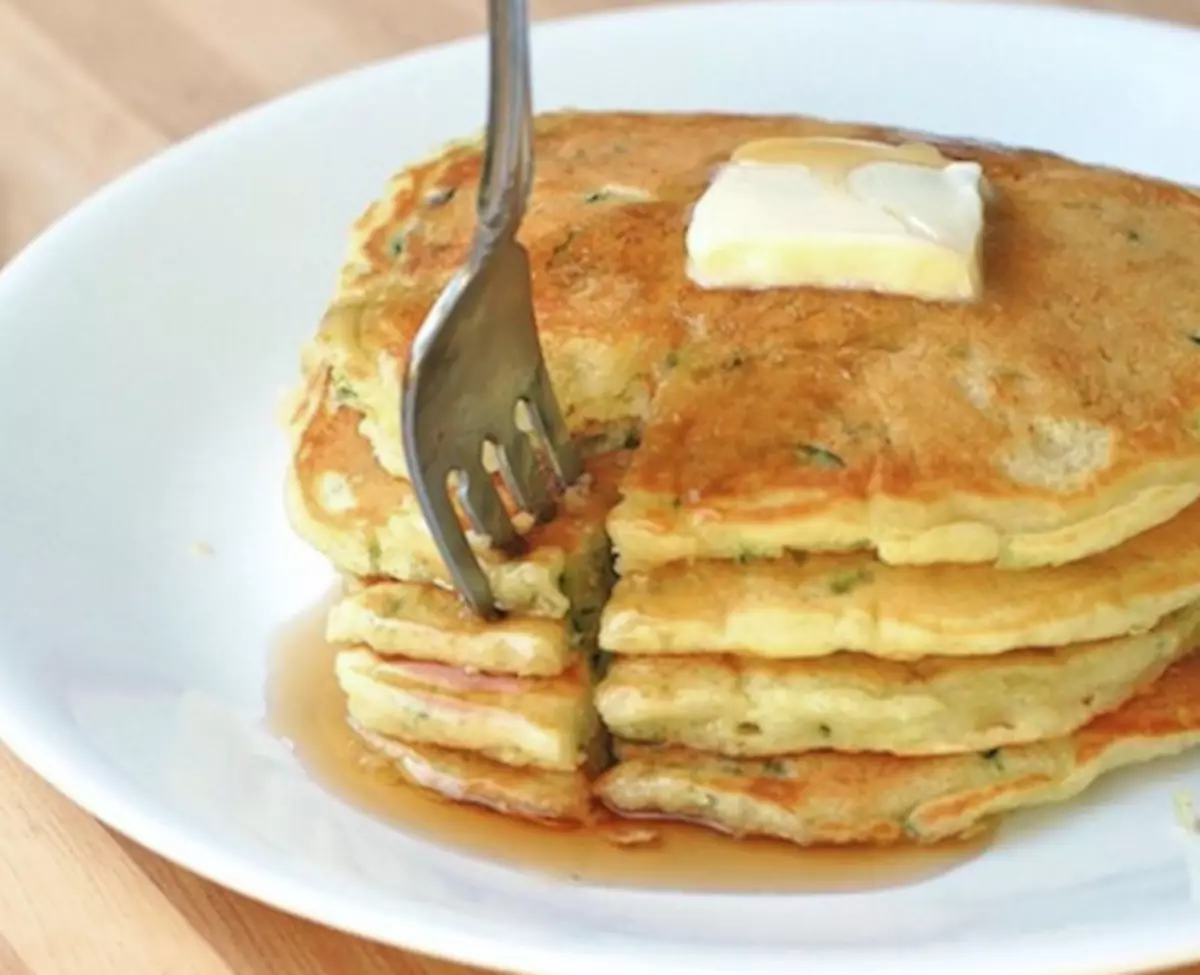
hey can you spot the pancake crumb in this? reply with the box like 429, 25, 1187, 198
187, 540, 215, 558
1174, 790, 1198, 833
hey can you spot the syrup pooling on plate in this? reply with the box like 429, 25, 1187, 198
267, 594, 989, 893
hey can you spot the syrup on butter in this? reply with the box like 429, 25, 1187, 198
732, 136, 947, 170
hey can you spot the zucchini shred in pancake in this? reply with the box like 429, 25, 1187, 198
282, 110, 1200, 846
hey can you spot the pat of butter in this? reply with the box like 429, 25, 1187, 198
686, 137, 986, 301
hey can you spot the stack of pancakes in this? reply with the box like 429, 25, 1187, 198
284, 110, 1200, 845
595, 519, 1200, 843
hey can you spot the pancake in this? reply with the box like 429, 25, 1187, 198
337, 649, 596, 771
353, 723, 593, 824
284, 363, 622, 616
301, 110, 1200, 570
601, 501, 1200, 658
328, 580, 572, 676
597, 602, 1200, 756
327, 519, 613, 677
596, 651, 1200, 845
608, 344, 1200, 572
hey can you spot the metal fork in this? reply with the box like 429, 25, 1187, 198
401, 0, 582, 619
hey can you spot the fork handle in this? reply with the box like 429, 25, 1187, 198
476, 0, 534, 254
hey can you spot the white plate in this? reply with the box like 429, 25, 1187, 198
2, 2, 1200, 973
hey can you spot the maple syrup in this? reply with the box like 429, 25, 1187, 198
731, 136, 948, 177
268, 593, 989, 892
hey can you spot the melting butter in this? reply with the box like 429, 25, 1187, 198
686, 136, 987, 302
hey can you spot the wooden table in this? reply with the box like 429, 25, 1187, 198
2, 0, 1200, 971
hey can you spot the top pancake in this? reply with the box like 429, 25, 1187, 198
303, 110, 1200, 568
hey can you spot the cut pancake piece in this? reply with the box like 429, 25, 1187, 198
284, 364, 622, 616
337, 649, 596, 771
354, 723, 594, 824
311, 298, 647, 481
327, 525, 613, 677
596, 650, 1200, 845
328, 581, 572, 676
602, 501, 1200, 658
598, 601, 1200, 756
304, 117, 687, 481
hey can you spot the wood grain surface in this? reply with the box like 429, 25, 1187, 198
2, 1, 1200, 973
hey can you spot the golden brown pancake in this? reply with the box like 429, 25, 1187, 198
337, 648, 595, 771
597, 602, 1200, 756
300, 110, 1200, 571
284, 363, 622, 616
601, 501, 1200, 658
595, 651, 1200, 845
327, 517, 613, 678
328, 580, 574, 676
353, 723, 593, 824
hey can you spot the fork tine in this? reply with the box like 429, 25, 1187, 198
456, 462, 519, 550
523, 364, 582, 485
496, 431, 553, 523
409, 466, 499, 618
